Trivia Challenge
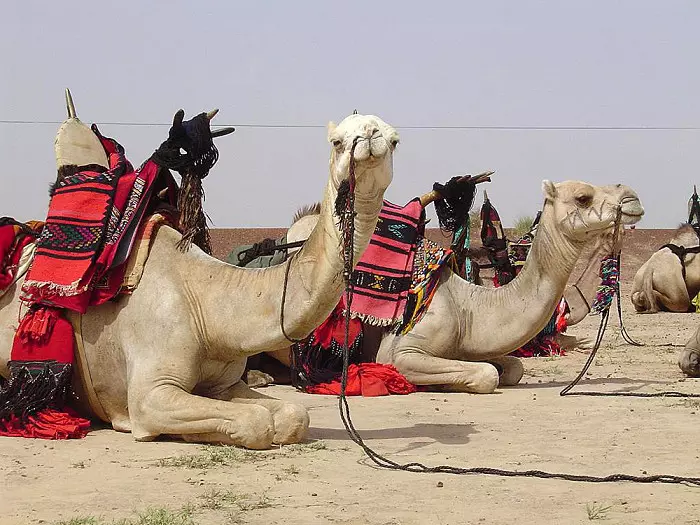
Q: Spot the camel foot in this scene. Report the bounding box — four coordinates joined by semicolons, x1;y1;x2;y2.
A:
679;348;700;377
220;381;309;445
111;416;132;433
245;369;275;388
270;403;309;445
556;333;593;350
489;356;524;387
129;384;277;448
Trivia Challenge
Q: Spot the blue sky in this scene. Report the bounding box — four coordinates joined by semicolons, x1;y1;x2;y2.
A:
2;1;698;227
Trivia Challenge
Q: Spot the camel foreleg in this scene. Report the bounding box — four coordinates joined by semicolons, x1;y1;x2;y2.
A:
387;351;500;393
209;381;309;445
128;381;276;449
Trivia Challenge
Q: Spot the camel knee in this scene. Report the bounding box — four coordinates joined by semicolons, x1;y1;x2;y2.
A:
679;348;700;377
271;403;309;445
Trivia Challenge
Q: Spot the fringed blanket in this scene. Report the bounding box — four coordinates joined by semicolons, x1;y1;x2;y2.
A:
291;301;364;387
349;198;424;327
21;128;161;314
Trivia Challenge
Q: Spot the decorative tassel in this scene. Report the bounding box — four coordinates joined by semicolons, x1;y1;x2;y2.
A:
177;174;212;254
591;257;619;314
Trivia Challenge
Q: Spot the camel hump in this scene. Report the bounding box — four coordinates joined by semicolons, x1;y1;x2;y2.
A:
54;88;108;170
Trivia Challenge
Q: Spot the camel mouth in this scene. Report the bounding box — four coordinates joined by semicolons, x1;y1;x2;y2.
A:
619;198;644;225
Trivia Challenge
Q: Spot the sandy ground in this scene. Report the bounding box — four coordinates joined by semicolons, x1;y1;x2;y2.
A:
2;293;699;525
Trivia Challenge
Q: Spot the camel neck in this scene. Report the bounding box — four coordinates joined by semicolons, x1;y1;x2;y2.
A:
454;203;585;356
190;177;384;359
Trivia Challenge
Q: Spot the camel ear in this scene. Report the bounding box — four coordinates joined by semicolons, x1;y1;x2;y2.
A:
542;180;557;200
327;121;338;142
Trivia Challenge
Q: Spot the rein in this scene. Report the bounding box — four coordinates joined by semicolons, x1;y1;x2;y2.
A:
332;165;700;486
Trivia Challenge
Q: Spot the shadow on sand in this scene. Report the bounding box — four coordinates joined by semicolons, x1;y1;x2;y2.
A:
309;422;477;447
513;375;676;393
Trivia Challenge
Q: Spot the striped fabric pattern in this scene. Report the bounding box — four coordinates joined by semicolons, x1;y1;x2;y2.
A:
349;198;424;326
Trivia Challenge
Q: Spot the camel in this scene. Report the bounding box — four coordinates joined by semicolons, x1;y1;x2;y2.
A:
630;224;700;313
268;181;644;392
0;112;397;448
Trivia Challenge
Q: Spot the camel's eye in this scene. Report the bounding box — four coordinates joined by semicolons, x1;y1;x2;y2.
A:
332;139;343;149
575;194;593;207
390;138;399;148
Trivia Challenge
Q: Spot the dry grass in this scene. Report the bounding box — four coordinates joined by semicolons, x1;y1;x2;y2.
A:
585;502;613;520
55;506;196;525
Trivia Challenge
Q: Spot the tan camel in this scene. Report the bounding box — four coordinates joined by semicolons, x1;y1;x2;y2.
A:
630;225;700;313
0;112;398;448
270;182;643;392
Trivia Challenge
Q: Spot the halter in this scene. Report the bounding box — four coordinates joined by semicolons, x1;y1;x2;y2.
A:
659;243;700;281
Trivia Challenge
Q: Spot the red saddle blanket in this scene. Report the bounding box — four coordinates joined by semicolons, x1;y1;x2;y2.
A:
21;128;163;313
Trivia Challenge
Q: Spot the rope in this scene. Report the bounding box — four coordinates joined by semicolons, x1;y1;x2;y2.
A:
279;254;305;344
335;198;700;486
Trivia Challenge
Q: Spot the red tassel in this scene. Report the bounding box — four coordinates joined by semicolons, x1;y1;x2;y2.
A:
0;408;90;439
17;307;57;344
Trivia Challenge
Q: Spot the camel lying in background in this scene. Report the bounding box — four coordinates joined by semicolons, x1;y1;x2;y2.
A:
0;113;397;448
269;182;643;392
630;224;700;313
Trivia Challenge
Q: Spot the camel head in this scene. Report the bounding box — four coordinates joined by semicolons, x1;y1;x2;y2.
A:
327;113;398;196
542;181;644;242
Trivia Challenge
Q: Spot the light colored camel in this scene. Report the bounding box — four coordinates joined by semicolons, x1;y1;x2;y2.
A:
630;225;700;313
0;113;397;448
271;182;643;392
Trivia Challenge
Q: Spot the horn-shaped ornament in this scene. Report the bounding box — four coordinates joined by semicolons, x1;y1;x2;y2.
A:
54;88;108;169
204;109;235;138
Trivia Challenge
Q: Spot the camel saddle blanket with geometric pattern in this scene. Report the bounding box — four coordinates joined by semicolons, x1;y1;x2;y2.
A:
20;128;163;314
348;198;425;327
